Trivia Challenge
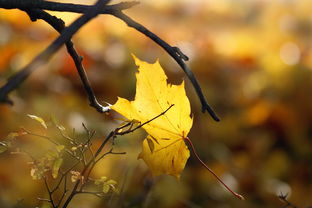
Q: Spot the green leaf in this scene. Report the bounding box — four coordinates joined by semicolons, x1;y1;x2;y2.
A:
31;166;45;180
6;132;19;140
94;176;107;185
94;177;118;194
106;179;117;185
0;144;8;154
70;171;80;182
102;184;110;193
56;145;65;153
52;158;63;179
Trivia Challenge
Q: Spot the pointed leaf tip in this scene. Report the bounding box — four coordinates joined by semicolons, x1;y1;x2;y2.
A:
131;53;141;66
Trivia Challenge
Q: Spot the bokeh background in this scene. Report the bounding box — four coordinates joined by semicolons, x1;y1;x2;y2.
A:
1;0;312;207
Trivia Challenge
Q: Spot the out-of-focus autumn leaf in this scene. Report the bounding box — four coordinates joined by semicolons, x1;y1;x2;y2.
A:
56;145;65;153
52;157;63;179
245;101;271;125
0;132;23;154
95;176;118;193
30;158;49;180
30;145;64;180
5;132;19;140
70;171;79;182
112;55;193;178
0;144;7;154
27;114;48;129
0;46;16;71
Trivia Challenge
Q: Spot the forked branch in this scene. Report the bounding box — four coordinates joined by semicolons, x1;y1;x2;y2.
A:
0;0;111;106
24;9;107;113
60;102;173;208
0;0;220;121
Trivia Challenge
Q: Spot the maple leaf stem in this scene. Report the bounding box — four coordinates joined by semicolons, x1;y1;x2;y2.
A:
184;137;245;200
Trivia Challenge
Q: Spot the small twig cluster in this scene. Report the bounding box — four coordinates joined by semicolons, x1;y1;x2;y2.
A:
22;122;124;208
0;0;220;121
7;105;173;208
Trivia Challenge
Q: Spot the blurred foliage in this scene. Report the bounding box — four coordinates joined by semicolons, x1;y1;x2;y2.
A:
1;0;312;207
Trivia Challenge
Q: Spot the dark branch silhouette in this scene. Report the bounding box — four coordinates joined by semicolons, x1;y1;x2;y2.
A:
111;11;220;121
24;9;106;113
0;0;139;13
0;0;220;121
0;0;111;105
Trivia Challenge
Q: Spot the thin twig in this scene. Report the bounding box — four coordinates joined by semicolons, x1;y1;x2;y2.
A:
56;174;68;207
37;197;51;202
75;191;105;198
23;129;80;161
0;0;138;106
50;160;80;194
44;177;56;208
0;0;140;13
62;99;173;207
84;104;174;182
111;151;127;155
94;150;126;165
116;104;175;135
184;137;244;200
62;132;112;208
95;148;126;164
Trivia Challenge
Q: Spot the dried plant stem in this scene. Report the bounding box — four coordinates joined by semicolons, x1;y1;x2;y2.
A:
184;137;244;200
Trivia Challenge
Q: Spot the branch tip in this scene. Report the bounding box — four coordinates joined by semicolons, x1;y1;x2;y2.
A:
202;104;220;122
0;96;13;105
173;47;189;61
116;1;140;10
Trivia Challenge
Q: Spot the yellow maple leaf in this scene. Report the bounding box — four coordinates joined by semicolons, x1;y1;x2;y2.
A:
112;55;193;178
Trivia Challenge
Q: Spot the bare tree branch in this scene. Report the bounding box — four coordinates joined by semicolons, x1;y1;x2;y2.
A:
24;9;107;112
0;0;220;121
19;96;173;208
63;102;174;207
44;177;56;208
0;0;111;107
0;0;139;13
110;11;220;121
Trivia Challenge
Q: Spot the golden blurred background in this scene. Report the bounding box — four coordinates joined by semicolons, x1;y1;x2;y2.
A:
1;0;312;207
